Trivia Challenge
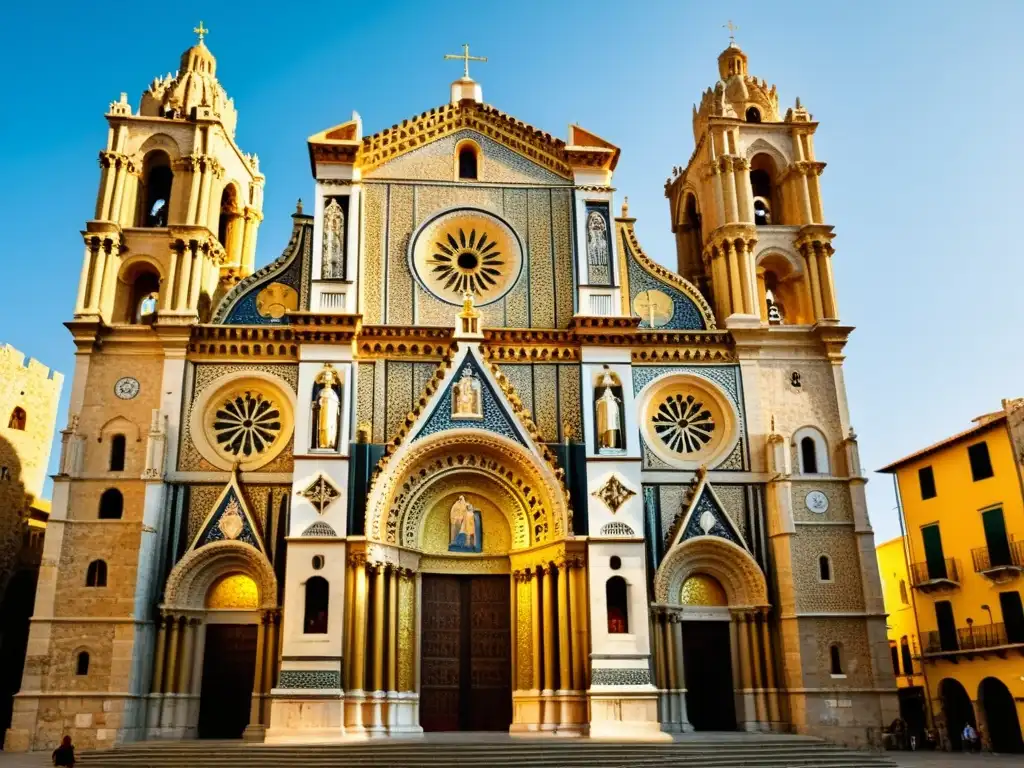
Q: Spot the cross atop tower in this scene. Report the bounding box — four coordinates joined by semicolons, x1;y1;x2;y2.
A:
444;43;487;80
194;20;209;44
723;19;738;44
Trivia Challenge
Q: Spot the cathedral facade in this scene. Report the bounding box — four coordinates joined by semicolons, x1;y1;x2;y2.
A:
4;33;897;752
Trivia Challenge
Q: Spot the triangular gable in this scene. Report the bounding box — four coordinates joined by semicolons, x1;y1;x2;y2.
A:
615;216;716;331
211;208;312;325
668;473;746;552
414;349;525;445
189;468;266;554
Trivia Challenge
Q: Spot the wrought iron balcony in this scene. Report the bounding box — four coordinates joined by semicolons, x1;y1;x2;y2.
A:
909;558;961;593
922;622;1024;657
971;540;1024;582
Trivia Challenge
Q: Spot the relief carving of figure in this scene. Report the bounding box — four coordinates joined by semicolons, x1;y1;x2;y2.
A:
586;209;611;285
321;198;345;279
313;364;342;450
596;373;623;451
448;494;482;553
452;369;482;419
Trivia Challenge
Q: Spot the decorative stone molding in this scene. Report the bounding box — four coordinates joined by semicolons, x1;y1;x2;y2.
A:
591;667;652;686
163;540;278;610
654;536;768;608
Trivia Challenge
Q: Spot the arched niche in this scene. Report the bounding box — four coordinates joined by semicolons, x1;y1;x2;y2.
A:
654;536;768;608
114;257;163;324
756;249;810;325
164;540;278;612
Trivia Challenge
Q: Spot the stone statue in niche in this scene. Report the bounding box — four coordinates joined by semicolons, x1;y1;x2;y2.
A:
452;369;483;420
595;370;624;452
586;209;611;285
448;494;483;553
765;289;783;324
312;364;342;450
321;197;345;279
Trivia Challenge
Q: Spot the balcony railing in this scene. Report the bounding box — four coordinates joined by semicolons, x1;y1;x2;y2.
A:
909;558;961;590
922;622;1024;654
971;540;1024;573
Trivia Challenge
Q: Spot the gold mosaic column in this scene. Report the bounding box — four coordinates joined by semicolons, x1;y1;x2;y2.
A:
542;565;556;693
397;570;415;692
344;556;356;688
568;558;587;691
352;558;368;692
387;567;398;693
530;570;542;691
372;564;386;692
557;561;571;692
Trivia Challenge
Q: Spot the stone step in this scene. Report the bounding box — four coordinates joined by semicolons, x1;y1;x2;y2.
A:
78;738;898;768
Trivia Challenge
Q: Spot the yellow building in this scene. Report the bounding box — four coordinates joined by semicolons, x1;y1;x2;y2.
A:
880;399;1024;753
875;536;927;742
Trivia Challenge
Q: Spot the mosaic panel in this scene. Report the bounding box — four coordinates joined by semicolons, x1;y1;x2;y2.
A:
557;364;582;441
414;355;522;444
527;188;555;328
362;184;387;324
623;230;707;331
591;667;651;686
552;189;575;327
186;483;287;546
793;527;866;613
502;188;530;327
386;185;414;325
532;365;558;442
373;361;387;443
385;361;414;441
679;488;742;548
791;480;854;524
397;576;416;690
356;362;376;438
366;130;571;185
657;485;686;543
516;579;533;690
277;670;341;689
658;483;749;546
498;364;534;423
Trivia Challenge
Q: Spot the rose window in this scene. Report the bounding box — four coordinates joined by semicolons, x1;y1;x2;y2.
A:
411;208;523;306
652;393;715;454
212;392;282;458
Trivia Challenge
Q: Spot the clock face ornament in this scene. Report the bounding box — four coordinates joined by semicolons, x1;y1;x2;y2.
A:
805;490;829;514
114;377;140;400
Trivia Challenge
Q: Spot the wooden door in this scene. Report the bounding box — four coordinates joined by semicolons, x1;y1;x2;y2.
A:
682;621;736;731
197;624;258;739
420;575;511;731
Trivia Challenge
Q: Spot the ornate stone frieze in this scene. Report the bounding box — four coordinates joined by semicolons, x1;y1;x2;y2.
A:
591;667;652;686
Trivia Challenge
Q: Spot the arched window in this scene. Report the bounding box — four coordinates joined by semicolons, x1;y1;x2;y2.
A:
98;488;124;520
745;106;762;123
899;579;909;605
303;576;329;634
818;555;832;582
86;560;107;587
139;151;173;227
749;153;779;225
606;576;629;634
900;636;914;675
217;184;242;262
457;144;478;180
128;270;161;324
76;651;90;676
801;437;819;474
109;434;126;471
829;644;844;675
8;407;26;431
793;427;829;475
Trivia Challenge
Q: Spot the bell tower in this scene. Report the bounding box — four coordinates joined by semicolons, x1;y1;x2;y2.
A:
667;41;837;329
75;23;264;325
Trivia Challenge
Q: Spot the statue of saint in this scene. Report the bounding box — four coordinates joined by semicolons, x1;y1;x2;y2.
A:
452;369;482;419
321;198;345;279
313;365;341;450
448;495;481;552
595;375;623;451
586;210;611;285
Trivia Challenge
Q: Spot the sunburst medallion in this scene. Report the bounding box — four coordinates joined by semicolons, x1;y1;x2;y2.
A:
651;393;716;454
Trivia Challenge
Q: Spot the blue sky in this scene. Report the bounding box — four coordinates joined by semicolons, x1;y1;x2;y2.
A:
2;1;1022;544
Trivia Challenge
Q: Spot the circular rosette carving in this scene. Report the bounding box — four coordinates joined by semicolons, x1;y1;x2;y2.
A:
638;373;739;470
410;208;523;306
190;372;295;472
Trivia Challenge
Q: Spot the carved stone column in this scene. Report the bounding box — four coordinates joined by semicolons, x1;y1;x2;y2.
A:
671;615;691;731
760;609;781;727
542;565;556;695
175;241;193;312
748;614;768;729
530;569;542;692
557;560;571;694
387;566;398;694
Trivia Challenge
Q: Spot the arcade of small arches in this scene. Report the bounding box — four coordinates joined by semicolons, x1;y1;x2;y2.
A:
938;676;1024;753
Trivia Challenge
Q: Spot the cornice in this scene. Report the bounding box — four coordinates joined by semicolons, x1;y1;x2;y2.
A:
482;328;578;362
356;324;454;360
188;325;300;361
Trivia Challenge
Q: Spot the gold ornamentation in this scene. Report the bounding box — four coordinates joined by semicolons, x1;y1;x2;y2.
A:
443;43;487;79
255;282;298;319
652;393;716;454
217;497;245;540
633;289;674;329
412;209;523;306
193;20;209;44
206;572;259;610
300;474;341;515
592;474;636;514
212;391;281;458
679;573;728;607
452;368;483;420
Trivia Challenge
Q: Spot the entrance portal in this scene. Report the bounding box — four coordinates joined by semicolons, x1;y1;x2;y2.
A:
682;621;736;731
979;677;1024;753
197;624;258;738
420;574;512;731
